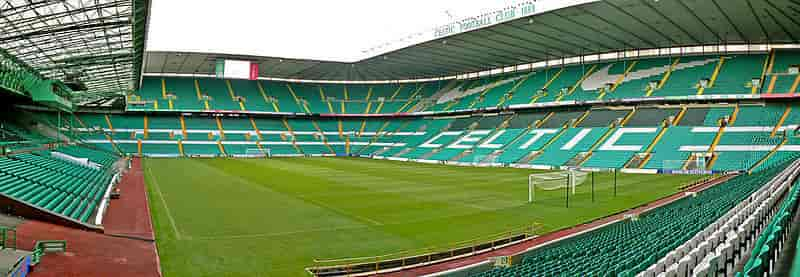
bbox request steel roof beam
[445,36,543,63]
[360,57,464,77]
[674,0,722,42]
[0,2,129,28]
[377,48,489,73]
[549,12,634,50]
[636,0,700,44]
[762,0,798,42]
[578,5,659,48]
[711,0,747,41]
[0,20,130,41]
[603,1,679,45]
[746,0,770,42]
[489,24,586,56]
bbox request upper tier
[132,51,800,114]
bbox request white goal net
[527,170,589,202]
[244,148,270,158]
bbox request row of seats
[0,53,38,95]
[642,157,799,276]
[470,160,795,277]
[739,162,800,276]
[53,145,121,169]
[0,151,116,224]
[130,52,799,114]
[0,121,53,145]
[0,113,127,226]
[71,102,800,171]
[133,77,442,114]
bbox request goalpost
[245,148,271,158]
[528,170,589,203]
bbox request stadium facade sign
[361,0,600,59]
[433,0,600,38]
[433,5,525,38]
[433,0,595,38]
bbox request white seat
[713,254,725,276]
[655,259,666,273]
[665,265,679,277]
[698,242,709,258]
[677,256,690,277]
[692,262,708,277]
[642,263,658,277]
[666,250,677,266]
[686,253,698,274]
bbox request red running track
[382,175,734,277]
[103,158,155,240]
[22,157,161,277]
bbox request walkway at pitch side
[382,174,734,277]
[20,158,161,277]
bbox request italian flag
[215,60,259,80]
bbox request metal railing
[31,240,66,266]
[306,223,541,277]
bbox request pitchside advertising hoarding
[215,60,259,80]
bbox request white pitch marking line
[147,167,183,240]
[294,194,385,226]
[205,160,387,226]
[188,225,369,241]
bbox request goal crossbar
[528,170,588,203]
[244,148,271,158]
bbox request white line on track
[147,167,183,240]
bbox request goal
[245,148,271,158]
[527,170,588,203]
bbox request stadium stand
[575,109,630,127]
[703,55,768,95]
[129,53,780,115]
[0,132,122,228]
[641,157,800,276]
[471,158,799,277]
[9,1,800,275]
[739,177,800,275]
[65,99,799,173]
[767,50,800,94]
[133,77,450,114]
[676,107,710,127]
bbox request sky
[146,0,516,62]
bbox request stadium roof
[145,0,800,81]
[0,0,150,101]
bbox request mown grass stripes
[145,157,702,276]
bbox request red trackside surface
[104,158,155,240]
[20,157,161,277]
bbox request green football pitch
[143,157,704,276]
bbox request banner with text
[360,0,601,58]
